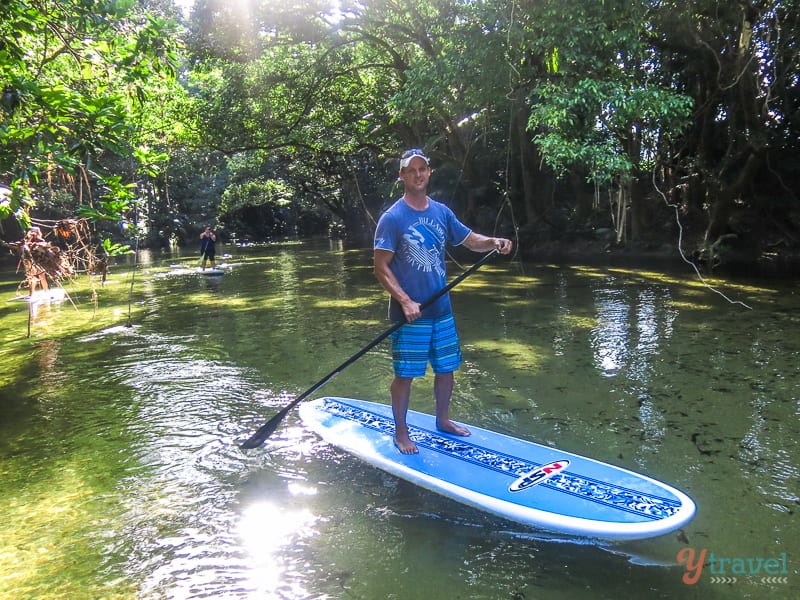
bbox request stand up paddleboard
[299,397,696,541]
[197,268,225,276]
[8,288,67,303]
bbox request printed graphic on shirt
[400,218,447,277]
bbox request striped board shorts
[390,314,462,378]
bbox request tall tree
[654,0,800,262]
[524,0,693,242]
[0,0,182,235]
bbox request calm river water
[0,241,797,600]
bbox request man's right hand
[401,299,422,322]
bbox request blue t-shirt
[374,197,471,320]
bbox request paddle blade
[240,414,282,449]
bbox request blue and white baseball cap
[399,148,430,169]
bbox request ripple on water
[74,329,330,598]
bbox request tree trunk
[513,90,541,223]
[703,152,762,244]
[511,88,556,226]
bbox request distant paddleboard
[299,397,696,541]
[197,268,225,276]
[9,288,67,303]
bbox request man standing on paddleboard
[200,225,217,270]
[373,149,513,454]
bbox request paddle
[240,249,499,449]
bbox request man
[373,149,513,454]
[200,226,216,270]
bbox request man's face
[399,156,430,193]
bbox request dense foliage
[2,0,799,269]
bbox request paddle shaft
[240,249,499,449]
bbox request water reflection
[590,287,632,376]
[550,270,574,357]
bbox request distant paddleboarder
[199,226,217,270]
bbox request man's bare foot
[394,434,419,454]
[436,419,470,437]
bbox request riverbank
[519,236,800,278]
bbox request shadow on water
[0,241,797,599]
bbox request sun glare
[174,0,193,16]
[239,501,319,593]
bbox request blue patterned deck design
[320,398,682,521]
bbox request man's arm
[462,232,513,254]
[373,249,421,321]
